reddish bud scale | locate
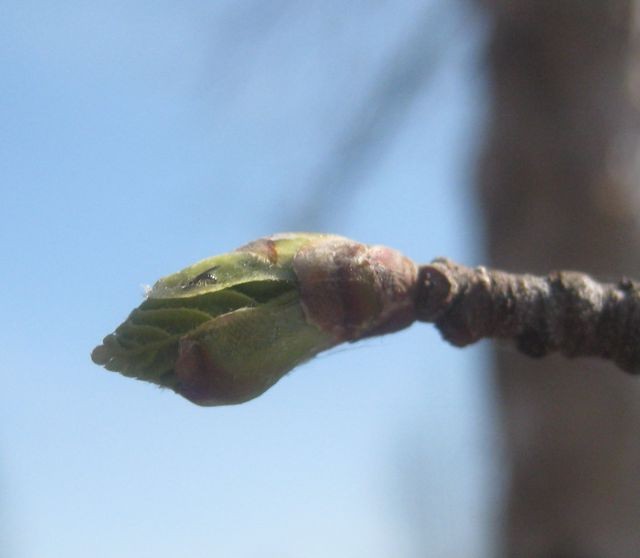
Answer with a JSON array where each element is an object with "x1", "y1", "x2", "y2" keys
[{"x1": 292, "y1": 237, "x2": 418, "y2": 342}]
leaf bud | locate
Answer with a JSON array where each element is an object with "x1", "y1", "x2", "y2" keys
[{"x1": 91, "y1": 233, "x2": 417, "y2": 406}]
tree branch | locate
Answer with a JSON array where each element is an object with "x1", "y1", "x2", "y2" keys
[
  {"x1": 92, "y1": 234, "x2": 640, "y2": 406},
  {"x1": 415, "y1": 259, "x2": 640, "y2": 374}
]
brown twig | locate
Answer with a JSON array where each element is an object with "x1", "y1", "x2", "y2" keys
[{"x1": 414, "y1": 259, "x2": 640, "y2": 374}]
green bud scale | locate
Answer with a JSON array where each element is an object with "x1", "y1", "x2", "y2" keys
[{"x1": 91, "y1": 233, "x2": 418, "y2": 406}]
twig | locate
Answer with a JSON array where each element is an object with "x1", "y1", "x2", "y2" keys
[
  {"x1": 414, "y1": 259, "x2": 640, "y2": 374},
  {"x1": 92, "y1": 235, "x2": 640, "y2": 406}
]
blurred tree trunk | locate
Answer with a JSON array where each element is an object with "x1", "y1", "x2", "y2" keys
[{"x1": 478, "y1": 2, "x2": 640, "y2": 556}]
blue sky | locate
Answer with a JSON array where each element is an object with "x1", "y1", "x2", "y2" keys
[{"x1": 1, "y1": 2, "x2": 497, "y2": 556}]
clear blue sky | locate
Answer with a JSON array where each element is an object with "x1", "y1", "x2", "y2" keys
[{"x1": 1, "y1": 2, "x2": 497, "y2": 556}]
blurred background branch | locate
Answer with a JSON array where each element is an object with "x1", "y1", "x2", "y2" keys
[
  {"x1": 289, "y1": 0, "x2": 463, "y2": 230},
  {"x1": 478, "y1": 1, "x2": 640, "y2": 556}
]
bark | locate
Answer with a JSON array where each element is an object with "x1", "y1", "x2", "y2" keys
[
  {"x1": 415, "y1": 260, "x2": 640, "y2": 375},
  {"x1": 477, "y1": 2, "x2": 640, "y2": 556}
]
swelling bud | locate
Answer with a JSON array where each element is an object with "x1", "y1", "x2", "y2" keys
[{"x1": 91, "y1": 233, "x2": 418, "y2": 406}]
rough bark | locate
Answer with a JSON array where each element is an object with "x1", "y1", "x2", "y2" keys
[
  {"x1": 477, "y1": 2, "x2": 640, "y2": 556},
  {"x1": 415, "y1": 260, "x2": 640, "y2": 375}
]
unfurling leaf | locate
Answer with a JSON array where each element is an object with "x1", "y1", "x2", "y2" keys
[{"x1": 92, "y1": 233, "x2": 418, "y2": 406}]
